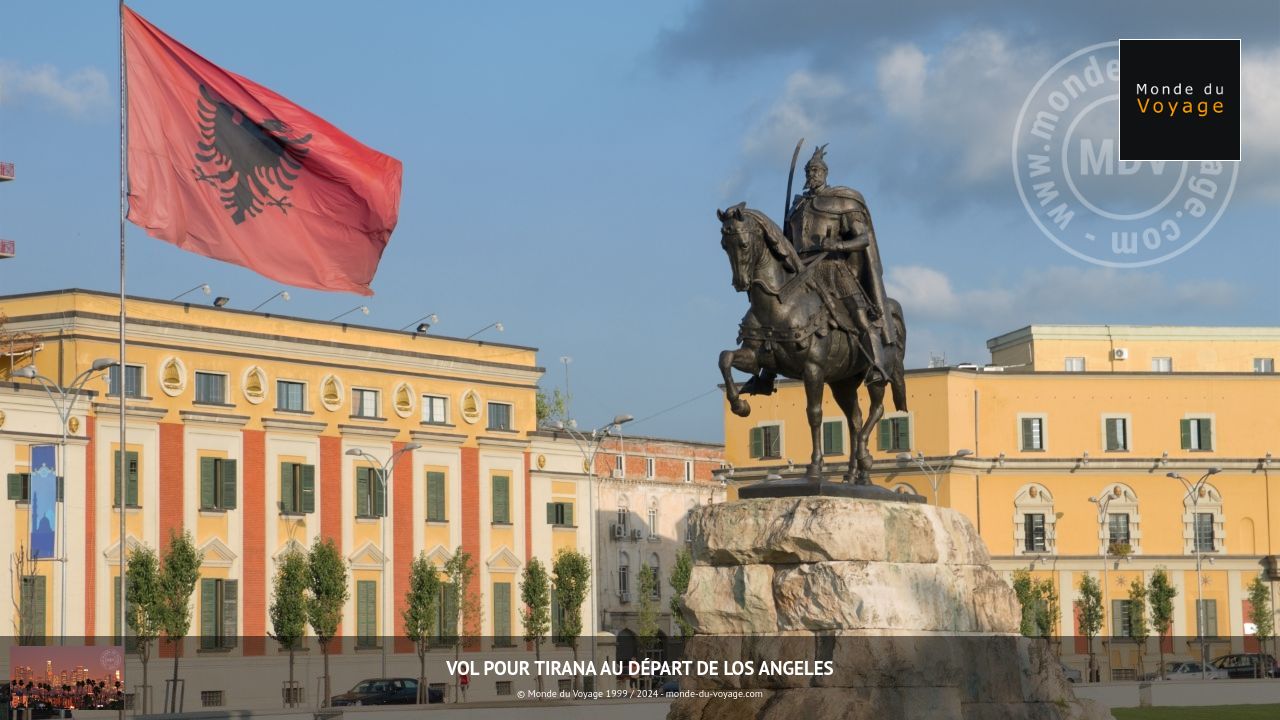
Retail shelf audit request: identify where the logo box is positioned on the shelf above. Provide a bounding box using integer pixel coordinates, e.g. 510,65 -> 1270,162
1119,39 -> 1240,161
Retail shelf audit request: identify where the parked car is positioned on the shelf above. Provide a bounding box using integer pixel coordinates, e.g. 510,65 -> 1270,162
1142,661 -> 1229,681
1211,653 -> 1280,679
329,678 -> 442,706
1058,662 -> 1082,683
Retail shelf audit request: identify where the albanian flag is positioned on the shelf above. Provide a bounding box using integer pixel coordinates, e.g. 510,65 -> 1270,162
123,6 -> 402,296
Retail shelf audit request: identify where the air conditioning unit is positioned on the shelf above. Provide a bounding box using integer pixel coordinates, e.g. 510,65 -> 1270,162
631,529 -> 643,541
1264,555 -> 1280,581
619,590 -> 631,604
612,524 -> 625,540
1112,348 -> 1129,360
612,469 -> 626,479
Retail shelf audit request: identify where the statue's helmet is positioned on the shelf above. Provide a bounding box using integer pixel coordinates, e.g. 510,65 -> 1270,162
804,144 -> 829,174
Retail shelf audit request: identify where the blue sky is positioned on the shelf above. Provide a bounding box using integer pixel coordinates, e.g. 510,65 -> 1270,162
0,1 -> 1277,443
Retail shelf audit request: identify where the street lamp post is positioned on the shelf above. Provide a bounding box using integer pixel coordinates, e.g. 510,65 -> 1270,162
1087,493 -> 1117,683
895,449 -> 973,504
346,442 -> 423,677
14,358 -> 117,645
540,413 -> 633,689
1167,468 -> 1222,679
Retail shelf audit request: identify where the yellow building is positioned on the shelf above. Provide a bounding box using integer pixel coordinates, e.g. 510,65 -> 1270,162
724,325 -> 1280,679
1,289 -> 596,700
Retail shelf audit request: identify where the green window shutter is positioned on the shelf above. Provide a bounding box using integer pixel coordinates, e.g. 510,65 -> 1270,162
356,467 -> 371,517
894,418 -> 910,451
371,469 -> 386,518
113,575 -> 121,644
357,580 -> 376,645
427,472 -> 445,521
1021,419 -> 1034,450
1180,419 -> 1192,450
21,575 -> 46,644
8,473 -> 22,501
1106,419 -> 1120,451
300,465 -> 316,513
877,420 -> 890,451
222,580 -> 238,648
126,451 -> 139,506
444,583 -> 458,639
493,475 -> 509,523
766,427 -> 780,457
550,586 -> 561,642
1198,419 -> 1212,451
280,463 -> 294,513
222,460 -> 238,510
56,476 -> 63,502
200,579 -> 218,650
200,458 -> 217,509
565,502 -> 574,527
494,582 -> 511,643
546,502 -> 555,525
823,421 -> 843,455
113,451 -> 122,506
749,427 -> 763,459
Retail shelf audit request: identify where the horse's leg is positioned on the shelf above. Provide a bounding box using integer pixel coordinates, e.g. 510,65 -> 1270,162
802,362 -> 825,482
858,381 -> 887,485
828,377 -> 860,484
719,347 -> 758,418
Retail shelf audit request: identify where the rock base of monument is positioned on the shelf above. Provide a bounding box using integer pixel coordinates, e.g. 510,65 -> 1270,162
737,477 -> 925,503
668,496 -> 1112,720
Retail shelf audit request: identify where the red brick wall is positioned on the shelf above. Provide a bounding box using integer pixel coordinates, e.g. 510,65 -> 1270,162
85,416 -> 96,643
319,435 -> 343,650
158,423 -> 185,550
242,429 -> 266,656
393,441 -> 414,654
460,446 -> 480,650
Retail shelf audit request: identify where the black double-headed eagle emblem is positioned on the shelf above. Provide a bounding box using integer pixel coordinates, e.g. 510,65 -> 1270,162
192,84 -> 312,224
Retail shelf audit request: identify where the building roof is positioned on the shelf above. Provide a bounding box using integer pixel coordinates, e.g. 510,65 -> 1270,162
987,324 -> 1280,352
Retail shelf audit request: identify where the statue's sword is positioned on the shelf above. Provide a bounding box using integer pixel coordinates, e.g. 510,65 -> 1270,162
784,137 -> 805,225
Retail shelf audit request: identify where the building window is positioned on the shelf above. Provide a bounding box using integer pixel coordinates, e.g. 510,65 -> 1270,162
645,457 -> 655,478
19,575 -> 45,646
1151,357 -> 1172,373
684,460 -> 693,483
7,472 -> 31,502
435,583 -> 458,646
493,582 -> 512,646
426,471 -> 446,522
1023,514 -> 1046,552
422,395 -> 449,424
749,425 -> 782,459
1064,357 -> 1085,372
199,457 -> 237,511
355,466 -> 385,519
1194,513 -> 1215,552
1196,599 -> 1218,638
496,681 -> 513,696
113,450 -> 140,508
1020,417 -> 1045,451
356,580 -> 377,648
1254,358 -> 1274,373
200,691 -> 225,707
877,416 -> 911,452
616,507 -> 629,535
194,372 -> 226,404
547,501 -> 573,526
550,584 -> 570,644
487,402 -> 512,431
1111,600 -> 1132,637
615,454 -> 624,474
276,380 -> 305,412
199,578 -> 238,649
1108,513 -> 1131,548
352,388 -> 379,418
1104,417 -> 1129,451
618,563 -> 630,600
648,507 -> 658,539
822,420 -> 844,455
279,462 -> 316,514
107,364 -> 144,398
492,474 -> 510,524
1180,417 -> 1213,451
648,559 -> 661,600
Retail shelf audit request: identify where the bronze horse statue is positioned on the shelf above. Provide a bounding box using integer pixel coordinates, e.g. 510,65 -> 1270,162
716,202 -> 907,484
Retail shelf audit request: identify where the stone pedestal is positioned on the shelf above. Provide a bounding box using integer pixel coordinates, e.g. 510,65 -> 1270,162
668,497 -> 1112,720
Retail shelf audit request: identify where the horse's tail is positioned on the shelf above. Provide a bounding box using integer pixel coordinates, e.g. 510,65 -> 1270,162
888,298 -> 908,412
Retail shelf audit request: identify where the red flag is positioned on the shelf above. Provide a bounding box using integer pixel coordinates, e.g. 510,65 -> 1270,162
123,6 -> 402,296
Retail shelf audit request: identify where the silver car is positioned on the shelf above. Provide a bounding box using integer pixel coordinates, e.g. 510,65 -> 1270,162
1145,661 -> 1229,681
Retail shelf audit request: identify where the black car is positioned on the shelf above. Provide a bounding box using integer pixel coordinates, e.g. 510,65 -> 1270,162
1211,653 -> 1279,679
329,678 -> 442,706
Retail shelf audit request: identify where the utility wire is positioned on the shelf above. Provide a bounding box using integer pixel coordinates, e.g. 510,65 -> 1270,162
628,385 -> 722,428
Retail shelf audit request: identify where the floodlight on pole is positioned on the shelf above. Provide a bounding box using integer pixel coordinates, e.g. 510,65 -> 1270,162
330,305 -> 370,322
465,322 -> 504,340
251,290 -> 290,312
171,283 -> 211,302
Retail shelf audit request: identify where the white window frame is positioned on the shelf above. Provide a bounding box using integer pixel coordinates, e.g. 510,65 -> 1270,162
1151,356 -> 1172,373
1254,357 -> 1274,373
684,460 -> 693,483
276,379 -> 307,412
753,423 -> 783,459
880,412 -> 913,453
645,457 -> 655,478
1064,357 -> 1086,372
647,506 -> 658,539
487,401 -> 513,431
1183,414 -> 1216,452
1017,413 -> 1047,452
352,387 -> 380,419
421,394 -> 449,424
1013,483 -> 1056,556
1101,414 -> 1132,452
1096,484 -> 1141,555
108,363 -> 146,398
193,371 -> 228,404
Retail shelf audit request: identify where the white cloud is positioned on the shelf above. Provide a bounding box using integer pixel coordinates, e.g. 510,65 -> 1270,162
0,62 -> 109,116
877,45 -> 927,116
1240,48 -> 1280,200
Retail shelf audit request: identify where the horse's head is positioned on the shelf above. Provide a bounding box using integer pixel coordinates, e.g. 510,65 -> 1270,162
717,202 -> 759,292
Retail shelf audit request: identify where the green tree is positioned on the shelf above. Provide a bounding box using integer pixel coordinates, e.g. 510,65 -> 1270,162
306,538 -> 349,707
125,544 -> 164,713
669,548 -> 695,637
520,557 -> 551,693
1247,575 -> 1275,677
1147,567 -> 1177,679
268,548 -> 309,706
443,547 -> 481,701
637,565 -> 661,688
403,552 -> 441,703
552,549 -> 591,691
535,387 -> 569,423
159,530 -> 202,713
1012,569 -> 1053,638
1078,574 -> 1104,682
1126,577 -> 1149,679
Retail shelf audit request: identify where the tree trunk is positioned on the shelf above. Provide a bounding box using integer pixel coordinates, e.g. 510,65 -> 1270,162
1157,638 -> 1165,680
418,649 -> 427,704
287,648 -> 296,706
321,639 -> 331,707
571,639 -> 580,692
140,647 -> 150,714
169,639 -> 181,713
534,638 -> 543,692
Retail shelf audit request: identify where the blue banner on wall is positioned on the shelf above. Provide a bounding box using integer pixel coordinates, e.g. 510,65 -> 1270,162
29,445 -> 57,560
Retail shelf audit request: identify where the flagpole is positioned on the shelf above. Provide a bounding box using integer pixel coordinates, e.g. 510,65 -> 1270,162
118,3 -> 130,718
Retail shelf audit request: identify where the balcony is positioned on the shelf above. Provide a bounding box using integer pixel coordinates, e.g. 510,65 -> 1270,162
0,161 -> 13,181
